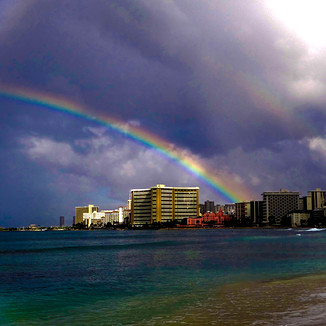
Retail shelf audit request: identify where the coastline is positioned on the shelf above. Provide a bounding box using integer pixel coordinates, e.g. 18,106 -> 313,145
2,226 -> 325,231
137,272 -> 326,325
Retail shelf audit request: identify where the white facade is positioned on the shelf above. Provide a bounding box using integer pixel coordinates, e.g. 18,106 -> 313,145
83,211 -> 106,227
104,207 -> 131,225
104,210 -> 119,225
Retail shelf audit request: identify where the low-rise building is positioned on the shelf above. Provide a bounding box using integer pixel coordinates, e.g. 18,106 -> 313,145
187,208 -> 230,227
287,210 -> 310,227
310,208 -> 326,227
83,211 -> 106,227
104,207 -> 130,225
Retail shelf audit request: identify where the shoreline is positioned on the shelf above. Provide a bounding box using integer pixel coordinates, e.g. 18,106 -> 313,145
2,226 -> 324,231
138,272 -> 326,325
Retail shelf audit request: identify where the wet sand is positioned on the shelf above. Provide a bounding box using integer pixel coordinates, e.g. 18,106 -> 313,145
141,273 -> 326,325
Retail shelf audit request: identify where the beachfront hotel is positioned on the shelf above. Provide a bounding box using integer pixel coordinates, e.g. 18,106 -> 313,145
130,184 -> 199,226
75,205 -> 99,224
262,189 -> 300,225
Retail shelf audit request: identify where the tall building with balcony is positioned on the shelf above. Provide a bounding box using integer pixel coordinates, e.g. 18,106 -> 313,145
262,189 -> 300,225
131,184 -> 199,226
307,188 -> 326,210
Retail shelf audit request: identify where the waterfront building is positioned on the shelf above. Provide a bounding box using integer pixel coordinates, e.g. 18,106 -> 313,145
75,205 -> 99,224
310,208 -> 326,226
287,211 -> 310,227
131,184 -> 199,226
104,210 -> 119,225
187,208 -> 231,227
104,207 -> 131,225
83,210 -> 106,227
262,189 -> 300,225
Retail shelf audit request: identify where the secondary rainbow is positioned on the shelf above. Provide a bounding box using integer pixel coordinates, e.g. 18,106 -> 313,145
0,84 -> 252,202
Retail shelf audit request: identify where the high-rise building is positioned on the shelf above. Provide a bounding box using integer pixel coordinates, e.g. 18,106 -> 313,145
75,205 -> 99,224
250,201 -> 263,225
307,188 -> 326,210
262,189 -> 300,225
303,196 -> 312,211
131,184 -> 199,226
235,201 -> 250,223
204,200 -> 215,213
59,216 -> 64,227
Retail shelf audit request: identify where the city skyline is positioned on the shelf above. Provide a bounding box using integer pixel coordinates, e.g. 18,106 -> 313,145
1,1 -> 326,227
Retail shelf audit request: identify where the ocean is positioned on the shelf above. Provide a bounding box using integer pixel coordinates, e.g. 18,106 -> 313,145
1,228 -> 326,325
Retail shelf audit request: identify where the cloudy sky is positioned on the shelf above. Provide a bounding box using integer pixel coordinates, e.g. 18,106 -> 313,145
1,0 -> 326,227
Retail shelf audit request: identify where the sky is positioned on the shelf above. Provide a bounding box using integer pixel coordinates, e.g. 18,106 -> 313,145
1,0 -> 326,227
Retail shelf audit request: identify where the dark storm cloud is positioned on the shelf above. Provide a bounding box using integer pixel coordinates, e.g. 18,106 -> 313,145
1,0 -> 314,154
2,0 -> 326,226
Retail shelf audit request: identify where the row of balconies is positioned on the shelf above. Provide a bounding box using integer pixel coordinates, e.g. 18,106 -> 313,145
133,192 -> 151,196
175,205 -> 197,208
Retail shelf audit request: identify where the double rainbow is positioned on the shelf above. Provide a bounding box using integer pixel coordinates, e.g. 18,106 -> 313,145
0,84 -> 253,203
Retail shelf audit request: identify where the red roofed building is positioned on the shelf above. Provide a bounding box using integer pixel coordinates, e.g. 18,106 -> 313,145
187,208 -> 231,227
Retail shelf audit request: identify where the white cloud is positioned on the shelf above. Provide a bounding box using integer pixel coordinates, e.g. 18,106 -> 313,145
20,137 -> 79,167
306,136 -> 326,161
19,131 -> 253,203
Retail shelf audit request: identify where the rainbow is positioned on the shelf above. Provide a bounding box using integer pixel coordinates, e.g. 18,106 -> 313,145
0,84 -> 253,202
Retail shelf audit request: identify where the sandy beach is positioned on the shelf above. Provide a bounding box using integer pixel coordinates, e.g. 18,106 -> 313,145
137,272 -> 326,325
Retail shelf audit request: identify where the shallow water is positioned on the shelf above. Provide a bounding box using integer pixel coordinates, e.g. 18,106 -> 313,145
1,228 -> 326,325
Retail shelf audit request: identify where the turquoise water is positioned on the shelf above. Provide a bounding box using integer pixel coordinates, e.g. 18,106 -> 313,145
1,228 -> 326,325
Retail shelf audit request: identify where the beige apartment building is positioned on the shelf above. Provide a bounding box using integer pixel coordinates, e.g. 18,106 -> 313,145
131,184 -> 199,226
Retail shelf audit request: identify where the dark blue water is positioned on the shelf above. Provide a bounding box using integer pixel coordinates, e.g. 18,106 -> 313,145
1,228 -> 326,325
